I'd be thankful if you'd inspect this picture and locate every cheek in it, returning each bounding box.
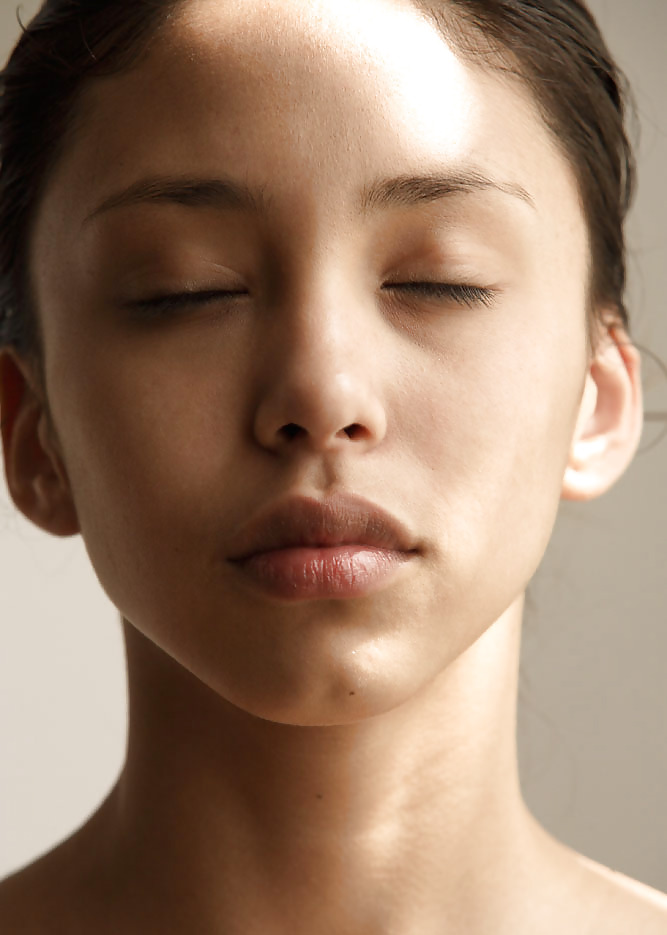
[399,297,587,603]
[52,320,246,474]
[45,327,253,615]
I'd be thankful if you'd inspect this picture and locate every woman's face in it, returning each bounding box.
[30,0,592,725]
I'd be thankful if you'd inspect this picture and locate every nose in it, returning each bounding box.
[252,288,388,456]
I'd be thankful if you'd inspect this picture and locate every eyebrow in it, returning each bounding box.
[85,176,272,224]
[84,167,535,224]
[359,170,536,213]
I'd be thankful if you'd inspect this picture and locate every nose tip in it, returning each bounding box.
[253,371,388,455]
[250,283,390,457]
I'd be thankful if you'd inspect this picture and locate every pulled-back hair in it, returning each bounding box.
[0,0,180,358]
[0,0,635,359]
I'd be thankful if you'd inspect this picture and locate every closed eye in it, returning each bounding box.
[126,282,496,319]
[384,282,497,308]
[126,289,248,318]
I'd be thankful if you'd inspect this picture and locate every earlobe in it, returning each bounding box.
[0,350,79,536]
[561,327,643,502]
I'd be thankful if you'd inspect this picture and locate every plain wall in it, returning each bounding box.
[1,0,666,890]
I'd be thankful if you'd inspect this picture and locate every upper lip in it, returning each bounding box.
[228,492,419,560]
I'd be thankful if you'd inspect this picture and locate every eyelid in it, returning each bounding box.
[384,281,498,308]
[125,288,248,317]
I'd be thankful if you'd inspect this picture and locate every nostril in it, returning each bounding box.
[278,422,367,443]
[280,423,305,441]
[343,423,365,440]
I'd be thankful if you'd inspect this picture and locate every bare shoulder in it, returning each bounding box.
[0,796,121,935]
[576,853,667,934]
[0,850,68,935]
[0,842,120,935]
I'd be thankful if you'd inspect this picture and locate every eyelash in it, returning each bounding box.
[127,289,245,318]
[128,282,496,317]
[384,282,496,308]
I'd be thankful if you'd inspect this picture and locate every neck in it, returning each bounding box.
[101,598,556,934]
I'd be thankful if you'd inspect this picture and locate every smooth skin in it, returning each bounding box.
[0,0,665,932]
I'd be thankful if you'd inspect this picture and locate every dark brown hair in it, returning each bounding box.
[0,0,180,359]
[0,0,635,359]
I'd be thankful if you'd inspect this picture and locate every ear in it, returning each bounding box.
[561,327,643,502]
[0,350,79,536]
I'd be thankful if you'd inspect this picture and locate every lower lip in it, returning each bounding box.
[231,545,415,601]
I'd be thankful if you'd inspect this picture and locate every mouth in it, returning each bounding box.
[227,492,420,601]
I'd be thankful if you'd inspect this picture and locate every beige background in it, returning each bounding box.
[1,0,666,890]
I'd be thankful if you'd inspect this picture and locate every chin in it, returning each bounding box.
[200,632,442,728]
[220,684,412,728]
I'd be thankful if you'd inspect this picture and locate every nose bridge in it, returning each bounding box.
[252,260,388,454]
[283,267,360,372]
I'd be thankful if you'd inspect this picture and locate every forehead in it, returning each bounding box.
[39,0,586,255]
